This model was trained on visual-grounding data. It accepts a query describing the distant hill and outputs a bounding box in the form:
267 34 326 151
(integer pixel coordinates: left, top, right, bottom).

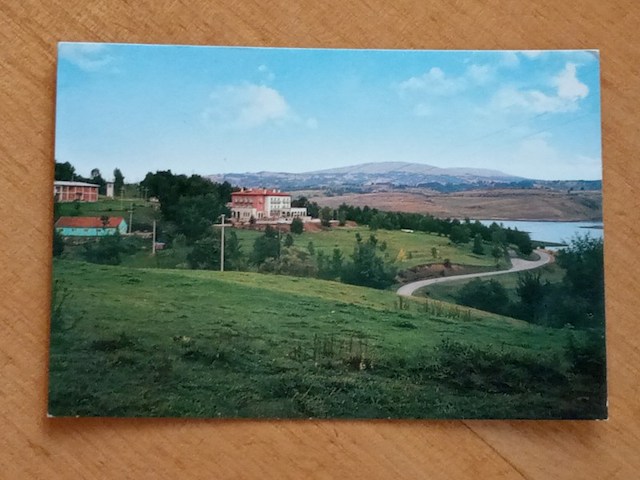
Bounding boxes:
208 161 526 190
207 161 602 193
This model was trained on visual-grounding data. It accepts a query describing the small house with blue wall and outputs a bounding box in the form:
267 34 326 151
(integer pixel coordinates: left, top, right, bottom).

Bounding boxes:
55 216 128 237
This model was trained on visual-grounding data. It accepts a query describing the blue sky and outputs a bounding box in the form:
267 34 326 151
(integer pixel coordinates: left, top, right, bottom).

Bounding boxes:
56 44 602 182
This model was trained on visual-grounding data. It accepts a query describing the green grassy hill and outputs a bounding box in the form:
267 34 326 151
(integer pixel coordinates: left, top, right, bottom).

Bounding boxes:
49 260 600 419
234 226 494 269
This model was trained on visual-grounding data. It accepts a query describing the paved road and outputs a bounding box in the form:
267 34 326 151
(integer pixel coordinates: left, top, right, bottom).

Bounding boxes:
396 249 553 297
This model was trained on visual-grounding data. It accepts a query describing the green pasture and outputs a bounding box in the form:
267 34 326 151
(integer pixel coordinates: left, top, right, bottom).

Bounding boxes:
48 260 600 419
233 226 495 269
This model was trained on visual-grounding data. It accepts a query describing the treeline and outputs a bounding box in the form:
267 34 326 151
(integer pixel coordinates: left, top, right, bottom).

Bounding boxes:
140 170 234 243
188 226 396 290
55 161 124 196
290 198 533 255
454 235 604 330
327 203 533 255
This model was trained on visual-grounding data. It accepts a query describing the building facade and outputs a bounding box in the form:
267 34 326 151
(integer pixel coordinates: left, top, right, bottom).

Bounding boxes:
230 189 307 222
54 216 128 237
54 181 99 202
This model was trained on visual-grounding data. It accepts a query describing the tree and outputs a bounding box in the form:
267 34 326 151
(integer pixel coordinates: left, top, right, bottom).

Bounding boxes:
172 194 227 243
250 226 280 265
291 196 308 208
52 229 65 257
307 201 320 219
556 235 605 324
290 217 303 234
449 225 471 244
491 244 504 266
338 210 347 226
260 248 317 277
341 235 396 289
472 234 485 255
114 168 125 196
457 278 510 316
82 234 124 265
187 230 243 270
55 161 75 181
320 207 333 227
140 171 232 222
431 247 438 259
89 168 107 195
330 248 344 277
284 233 294 248
514 271 545 322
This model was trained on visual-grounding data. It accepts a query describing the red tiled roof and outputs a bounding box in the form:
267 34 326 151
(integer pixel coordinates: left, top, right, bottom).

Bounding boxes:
55 216 125 228
231 189 290 197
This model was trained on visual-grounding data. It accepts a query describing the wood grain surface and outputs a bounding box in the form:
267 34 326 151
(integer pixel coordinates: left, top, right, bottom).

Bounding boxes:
2 1 639 478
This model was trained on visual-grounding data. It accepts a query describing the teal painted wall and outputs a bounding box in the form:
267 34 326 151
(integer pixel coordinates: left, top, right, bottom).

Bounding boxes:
56 220 128 237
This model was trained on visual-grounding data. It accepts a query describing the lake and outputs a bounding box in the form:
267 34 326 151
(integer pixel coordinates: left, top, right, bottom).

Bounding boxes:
478 220 604 246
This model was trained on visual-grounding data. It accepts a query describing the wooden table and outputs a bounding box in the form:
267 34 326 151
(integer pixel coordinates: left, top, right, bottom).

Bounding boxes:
2 1 639 478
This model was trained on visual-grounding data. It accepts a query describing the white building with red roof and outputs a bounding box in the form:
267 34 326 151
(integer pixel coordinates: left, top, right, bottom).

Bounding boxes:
230 188 307 222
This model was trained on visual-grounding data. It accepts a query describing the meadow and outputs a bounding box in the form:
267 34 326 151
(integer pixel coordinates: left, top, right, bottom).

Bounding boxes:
233 226 495 270
49 260 603 419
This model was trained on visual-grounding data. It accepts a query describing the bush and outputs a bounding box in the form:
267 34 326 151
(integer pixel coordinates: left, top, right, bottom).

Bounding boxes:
341 235 396 289
82 234 124 265
457 278 510 316
434 338 567 394
53 228 65 257
259 248 318 277
290 217 303 234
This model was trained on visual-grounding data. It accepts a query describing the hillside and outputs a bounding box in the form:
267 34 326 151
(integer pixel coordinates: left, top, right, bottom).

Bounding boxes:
49 260 600 419
208 162 601 196
208 161 525 190
303 188 602 221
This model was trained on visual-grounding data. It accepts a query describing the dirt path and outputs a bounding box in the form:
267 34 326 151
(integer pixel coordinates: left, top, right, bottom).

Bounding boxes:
396 249 553 297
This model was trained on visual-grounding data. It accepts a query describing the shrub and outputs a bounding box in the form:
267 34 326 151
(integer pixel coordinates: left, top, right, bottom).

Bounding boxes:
457 278 510 316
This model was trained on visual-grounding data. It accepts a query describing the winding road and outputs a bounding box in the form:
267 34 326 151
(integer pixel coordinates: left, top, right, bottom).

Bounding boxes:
396 249 553 297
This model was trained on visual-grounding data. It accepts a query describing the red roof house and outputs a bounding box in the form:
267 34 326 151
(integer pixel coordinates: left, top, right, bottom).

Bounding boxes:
54 216 128 236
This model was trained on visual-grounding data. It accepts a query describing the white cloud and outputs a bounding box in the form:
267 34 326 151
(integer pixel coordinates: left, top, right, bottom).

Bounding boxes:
306 117 318 129
552 62 589 100
58 43 114 72
398 67 464 95
204 84 291 129
491 62 589 114
466 64 492 84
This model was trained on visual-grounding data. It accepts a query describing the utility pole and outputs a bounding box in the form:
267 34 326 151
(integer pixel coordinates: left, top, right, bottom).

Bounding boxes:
220 214 226 272
128 202 133 234
152 220 157 255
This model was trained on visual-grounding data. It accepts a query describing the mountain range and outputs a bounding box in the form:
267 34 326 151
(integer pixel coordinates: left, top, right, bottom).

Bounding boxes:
207 162 526 191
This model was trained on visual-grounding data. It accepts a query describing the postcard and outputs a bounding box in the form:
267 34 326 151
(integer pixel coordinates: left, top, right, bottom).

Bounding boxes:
49 44 605 419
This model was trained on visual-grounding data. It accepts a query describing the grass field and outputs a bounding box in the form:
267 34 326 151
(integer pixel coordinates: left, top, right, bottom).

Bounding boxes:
48 260 602 419
60 222 496 272
233 226 495 269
